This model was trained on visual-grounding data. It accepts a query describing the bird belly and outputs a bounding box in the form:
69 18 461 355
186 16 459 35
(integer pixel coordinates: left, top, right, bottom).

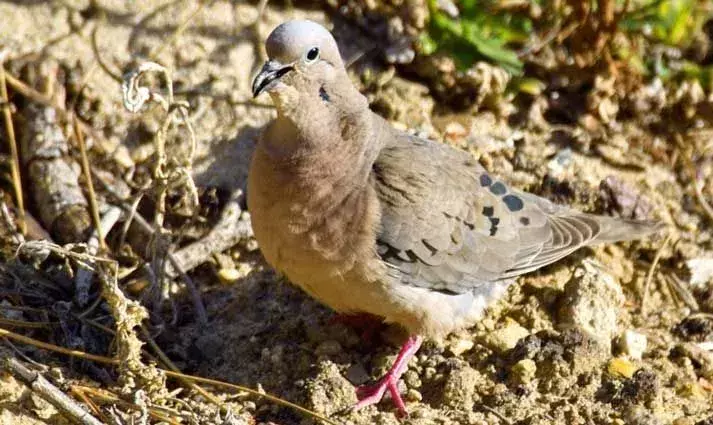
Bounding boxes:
250 196 514 337
376 278 515 338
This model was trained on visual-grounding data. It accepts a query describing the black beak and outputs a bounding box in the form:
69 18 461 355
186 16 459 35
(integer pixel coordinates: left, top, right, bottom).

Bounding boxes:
252 60 293 98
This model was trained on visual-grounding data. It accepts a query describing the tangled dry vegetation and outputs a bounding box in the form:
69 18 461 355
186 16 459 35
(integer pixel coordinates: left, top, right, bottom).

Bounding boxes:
1 1 713 424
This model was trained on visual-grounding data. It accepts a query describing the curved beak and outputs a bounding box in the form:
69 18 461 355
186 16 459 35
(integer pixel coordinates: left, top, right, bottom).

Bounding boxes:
252 60 294 98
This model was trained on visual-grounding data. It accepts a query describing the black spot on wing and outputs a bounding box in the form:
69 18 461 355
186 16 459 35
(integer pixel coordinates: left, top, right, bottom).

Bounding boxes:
482 206 494 217
319 86 330 102
488 216 500 236
520 216 530 226
421 239 438 256
490 182 507 195
503 194 524 211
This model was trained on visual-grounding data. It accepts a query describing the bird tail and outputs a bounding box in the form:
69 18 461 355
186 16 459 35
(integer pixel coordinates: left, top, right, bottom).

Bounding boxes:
590 215 666 244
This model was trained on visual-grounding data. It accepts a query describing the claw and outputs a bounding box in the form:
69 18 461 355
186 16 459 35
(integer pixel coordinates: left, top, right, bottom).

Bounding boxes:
352 335 423 416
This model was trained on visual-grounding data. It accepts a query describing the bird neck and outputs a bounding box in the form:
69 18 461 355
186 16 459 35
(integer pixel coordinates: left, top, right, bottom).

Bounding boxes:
258 95 381 218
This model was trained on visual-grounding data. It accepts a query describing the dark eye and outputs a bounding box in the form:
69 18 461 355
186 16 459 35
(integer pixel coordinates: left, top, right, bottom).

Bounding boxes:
306 47 320 62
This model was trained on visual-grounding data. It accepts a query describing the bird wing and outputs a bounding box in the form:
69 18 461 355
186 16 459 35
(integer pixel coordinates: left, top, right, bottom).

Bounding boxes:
372 129 651 294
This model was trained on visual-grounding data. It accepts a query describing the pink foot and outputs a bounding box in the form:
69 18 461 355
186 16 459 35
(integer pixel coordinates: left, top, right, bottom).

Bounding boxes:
353 335 423 416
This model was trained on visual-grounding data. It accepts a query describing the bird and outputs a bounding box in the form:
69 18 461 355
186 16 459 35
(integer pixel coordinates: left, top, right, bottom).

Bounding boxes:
248 20 661 416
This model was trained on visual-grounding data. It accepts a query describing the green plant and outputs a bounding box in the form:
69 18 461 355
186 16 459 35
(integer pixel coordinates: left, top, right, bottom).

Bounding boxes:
419 0 531 75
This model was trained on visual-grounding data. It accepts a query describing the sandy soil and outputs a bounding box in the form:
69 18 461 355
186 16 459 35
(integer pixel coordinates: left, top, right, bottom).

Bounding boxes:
1 1 712 425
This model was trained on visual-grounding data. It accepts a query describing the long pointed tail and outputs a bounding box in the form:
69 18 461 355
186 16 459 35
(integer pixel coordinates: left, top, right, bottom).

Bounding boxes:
591 216 666 244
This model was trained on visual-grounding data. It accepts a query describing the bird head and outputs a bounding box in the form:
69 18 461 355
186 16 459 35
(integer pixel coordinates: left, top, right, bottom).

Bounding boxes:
252 20 346 104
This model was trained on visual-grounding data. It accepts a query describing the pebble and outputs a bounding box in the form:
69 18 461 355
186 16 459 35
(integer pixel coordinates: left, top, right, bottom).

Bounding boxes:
218 267 242 284
678 381 706 400
345 364 370 385
486 319 529 353
619 330 648 360
608 357 638 379
442 365 481 410
406 389 422 402
403 370 422 388
511 359 537 384
687 257 713 287
447 338 474 356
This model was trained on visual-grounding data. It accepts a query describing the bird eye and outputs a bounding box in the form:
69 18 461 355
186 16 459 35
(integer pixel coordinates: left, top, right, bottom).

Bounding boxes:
305 47 320 62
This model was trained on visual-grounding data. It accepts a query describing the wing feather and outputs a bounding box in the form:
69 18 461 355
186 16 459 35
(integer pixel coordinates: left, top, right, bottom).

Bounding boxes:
372 125 658 292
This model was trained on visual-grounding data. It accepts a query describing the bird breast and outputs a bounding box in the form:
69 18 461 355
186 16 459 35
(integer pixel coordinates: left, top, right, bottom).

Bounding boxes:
248 143 381 285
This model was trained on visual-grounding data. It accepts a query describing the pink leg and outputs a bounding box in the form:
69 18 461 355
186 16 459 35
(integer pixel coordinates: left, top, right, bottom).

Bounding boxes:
353 335 423 416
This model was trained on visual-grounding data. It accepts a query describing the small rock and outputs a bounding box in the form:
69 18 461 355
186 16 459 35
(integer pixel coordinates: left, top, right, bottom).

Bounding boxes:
687 257 713 287
485 319 530 353
546 148 574 180
306 361 357 416
608 357 638 379
447 338 474 356
679 381 707 400
618 330 648 360
0 374 24 404
218 268 242 284
403 370 422 388
599 176 653 220
511 359 537 384
406 388 422 402
625 405 662 425
557 260 624 352
622 369 660 406
443 122 468 145
29 393 60 421
345 363 370 386
442 364 482 410
315 340 343 357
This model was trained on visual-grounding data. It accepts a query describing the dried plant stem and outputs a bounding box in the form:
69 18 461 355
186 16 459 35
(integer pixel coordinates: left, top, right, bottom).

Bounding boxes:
3 70 56 109
0 318 56 328
0 65 26 235
0 326 118 364
164 371 340 425
69 386 107 423
141 325 219 404
72 385 181 425
0 326 341 425
150 0 209 60
641 233 672 316
4 357 104 425
694 176 713 223
73 116 105 250
90 21 122 83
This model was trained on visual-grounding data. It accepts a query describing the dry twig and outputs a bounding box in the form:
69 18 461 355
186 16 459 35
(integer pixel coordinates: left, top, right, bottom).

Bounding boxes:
3 357 104 425
166 191 253 278
0 58 26 234
73 116 105 250
641 233 672 316
0 325 341 425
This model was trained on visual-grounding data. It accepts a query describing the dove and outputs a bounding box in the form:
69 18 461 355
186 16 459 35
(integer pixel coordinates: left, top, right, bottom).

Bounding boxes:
248 20 661 415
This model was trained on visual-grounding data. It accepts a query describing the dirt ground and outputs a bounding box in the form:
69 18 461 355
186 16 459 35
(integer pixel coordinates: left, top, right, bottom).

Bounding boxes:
1 1 713 424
